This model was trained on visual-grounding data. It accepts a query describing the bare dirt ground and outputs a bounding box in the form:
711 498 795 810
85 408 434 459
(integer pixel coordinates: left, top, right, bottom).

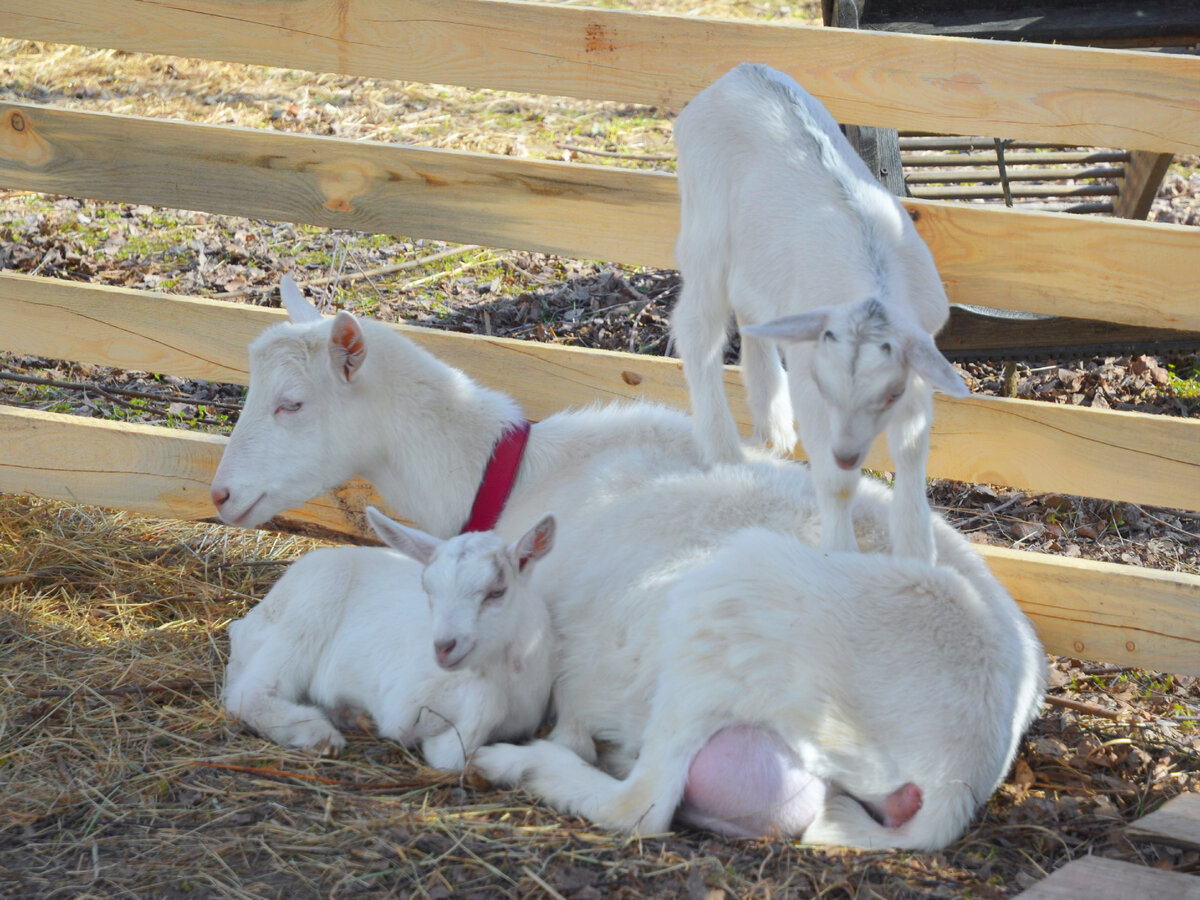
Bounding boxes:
2 8 1199 898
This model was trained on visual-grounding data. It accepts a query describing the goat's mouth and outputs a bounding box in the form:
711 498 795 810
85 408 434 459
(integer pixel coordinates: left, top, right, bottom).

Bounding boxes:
436 642 474 671
833 452 861 471
223 493 268 527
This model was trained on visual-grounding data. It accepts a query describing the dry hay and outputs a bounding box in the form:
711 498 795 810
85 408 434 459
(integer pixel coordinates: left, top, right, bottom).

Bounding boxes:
1 490 1197 899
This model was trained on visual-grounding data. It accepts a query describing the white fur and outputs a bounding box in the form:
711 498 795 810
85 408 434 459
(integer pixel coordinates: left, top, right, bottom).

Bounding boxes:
212 280 1044 848
222 508 556 770
475 526 1042 850
671 63 969 561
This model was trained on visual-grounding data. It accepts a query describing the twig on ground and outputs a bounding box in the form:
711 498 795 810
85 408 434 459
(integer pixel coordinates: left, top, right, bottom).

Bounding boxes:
212 245 482 299
0 370 245 411
23 680 215 699
1044 695 1124 720
555 141 673 162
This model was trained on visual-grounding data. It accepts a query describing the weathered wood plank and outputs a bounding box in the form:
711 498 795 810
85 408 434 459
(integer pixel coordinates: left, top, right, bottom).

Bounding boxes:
0 406 381 536
1128 792 1200 851
3 107 1199 331
3 274 1199 512
4 405 1198 675
1 0 1198 152
981 547 1200 677
1013 855 1200 899
1113 150 1175 220
0 103 681 271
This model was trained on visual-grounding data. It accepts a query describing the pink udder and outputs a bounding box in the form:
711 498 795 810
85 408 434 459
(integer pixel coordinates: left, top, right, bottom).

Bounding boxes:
678 726 826 838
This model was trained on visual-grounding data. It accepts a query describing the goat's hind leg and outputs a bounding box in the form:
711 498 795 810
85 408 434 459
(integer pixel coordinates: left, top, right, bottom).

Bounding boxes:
671 271 744 466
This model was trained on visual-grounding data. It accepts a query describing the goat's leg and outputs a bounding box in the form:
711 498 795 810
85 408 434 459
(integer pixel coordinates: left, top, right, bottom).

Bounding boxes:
671 275 743 466
886 384 935 562
738 325 796 456
418 689 499 771
546 713 599 765
226 681 346 753
473 731 695 835
791 378 860 552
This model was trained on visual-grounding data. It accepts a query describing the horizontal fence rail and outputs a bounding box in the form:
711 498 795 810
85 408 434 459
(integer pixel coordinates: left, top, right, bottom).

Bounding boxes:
3 404 1197 676
3 273 1199 512
2 104 1199 330
1 0 1199 153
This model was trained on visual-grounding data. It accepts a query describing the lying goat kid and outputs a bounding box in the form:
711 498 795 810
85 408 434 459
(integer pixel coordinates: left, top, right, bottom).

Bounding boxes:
223 508 555 769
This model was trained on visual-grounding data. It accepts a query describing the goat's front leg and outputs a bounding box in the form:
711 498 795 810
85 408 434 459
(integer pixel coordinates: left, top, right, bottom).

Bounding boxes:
738 325 796 456
886 383 936 563
417 689 496 771
474 733 690 835
792 381 860 552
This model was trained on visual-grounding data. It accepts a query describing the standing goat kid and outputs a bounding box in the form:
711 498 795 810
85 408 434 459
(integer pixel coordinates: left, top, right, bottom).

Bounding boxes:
672 63 968 560
223 508 556 769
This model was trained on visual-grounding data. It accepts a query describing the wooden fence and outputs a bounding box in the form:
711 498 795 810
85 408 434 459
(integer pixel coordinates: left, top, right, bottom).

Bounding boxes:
1 0 1199 675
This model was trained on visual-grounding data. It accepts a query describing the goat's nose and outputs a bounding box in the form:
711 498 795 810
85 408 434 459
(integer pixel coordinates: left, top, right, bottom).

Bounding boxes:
834 452 861 471
211 486 230 510
434 638 457 666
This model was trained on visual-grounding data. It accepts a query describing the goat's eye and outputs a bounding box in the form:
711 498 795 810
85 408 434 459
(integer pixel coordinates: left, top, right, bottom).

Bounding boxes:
483 587 506 604
885 390 904 407
275 401 302 415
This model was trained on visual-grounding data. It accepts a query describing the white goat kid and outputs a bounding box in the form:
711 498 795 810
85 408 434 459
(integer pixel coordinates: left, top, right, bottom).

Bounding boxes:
222 508 556 769
211 280 1044 848
672 63 969 561
475 527 1035 850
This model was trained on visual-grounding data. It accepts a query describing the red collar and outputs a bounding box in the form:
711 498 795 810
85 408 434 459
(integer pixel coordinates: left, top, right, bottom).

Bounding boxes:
460 420 532 533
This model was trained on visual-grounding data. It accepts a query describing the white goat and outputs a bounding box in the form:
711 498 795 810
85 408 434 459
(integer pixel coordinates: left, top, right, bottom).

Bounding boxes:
671 62 969 561
222 507 556 770
212 281 1044 848
474 527 1037 850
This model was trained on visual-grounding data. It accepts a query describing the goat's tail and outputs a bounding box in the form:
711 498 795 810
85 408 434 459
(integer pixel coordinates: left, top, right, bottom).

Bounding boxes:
802 784 978 852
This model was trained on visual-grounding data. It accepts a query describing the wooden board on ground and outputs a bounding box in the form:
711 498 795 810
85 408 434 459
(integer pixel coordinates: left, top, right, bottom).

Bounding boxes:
4 404 1200 676
1013 855 1200 899
2 0 1199 153
3 105 1200 330
1128 792 1200 851
3 274 1200 512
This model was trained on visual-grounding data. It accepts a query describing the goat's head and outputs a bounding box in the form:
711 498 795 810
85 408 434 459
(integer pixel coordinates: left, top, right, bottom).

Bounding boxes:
743 297 967 470
211 276 372 527
367 507 556 671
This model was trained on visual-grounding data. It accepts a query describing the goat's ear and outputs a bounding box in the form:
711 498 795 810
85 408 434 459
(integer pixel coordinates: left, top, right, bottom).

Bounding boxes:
741 309 829 344
329 311 367 381
904 331 969 397
279 275 323 324
513 514 556 573
367 506 442 564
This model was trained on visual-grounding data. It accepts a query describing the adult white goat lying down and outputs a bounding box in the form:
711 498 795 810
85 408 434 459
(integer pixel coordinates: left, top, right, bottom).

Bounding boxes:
222 507 556 770
672 62 969 561
474 528 1029 849
211 281 1045 848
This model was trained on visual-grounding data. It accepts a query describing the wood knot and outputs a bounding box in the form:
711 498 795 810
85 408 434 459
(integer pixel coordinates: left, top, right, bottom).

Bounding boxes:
1073 640 1085 653
620 370 642 386
1125 640 1136 652
10 111 25 132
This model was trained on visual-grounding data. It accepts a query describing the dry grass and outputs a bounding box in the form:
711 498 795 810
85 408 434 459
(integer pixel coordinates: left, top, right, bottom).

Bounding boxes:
2 488 1198 898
